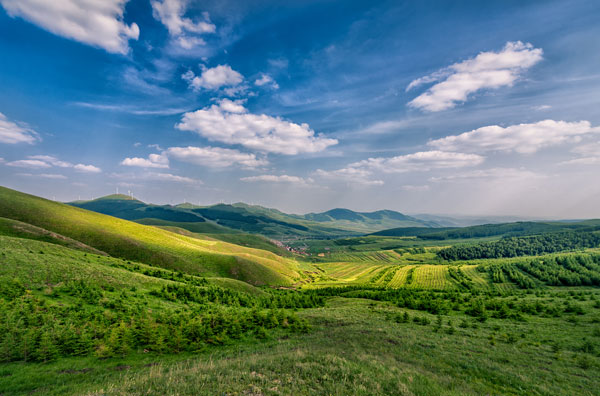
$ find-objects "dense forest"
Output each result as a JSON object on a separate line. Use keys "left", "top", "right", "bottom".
{"left": 437, "top": 231, "right": 600, "bottom": 260}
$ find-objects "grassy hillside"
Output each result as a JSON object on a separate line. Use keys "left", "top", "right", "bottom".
{"left": 3, "top": 288, "right": 599, "bottom": 395}
{"left": 0, "top": 186, "right": 303, "bottom": 286}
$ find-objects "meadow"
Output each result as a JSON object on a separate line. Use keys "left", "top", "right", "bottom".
{"left": 1, "top": 187, "right": 600, "bottom": 395}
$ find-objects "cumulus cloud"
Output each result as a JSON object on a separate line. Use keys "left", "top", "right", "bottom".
{"left": 151, "top": 0, "right": 215, "bottom": 49}
{"left": 5, "top": 155, "right": 101, "bottom": 173}
{"left": 167, "top": 146, "right": 267, "bottom": 169}
{"left": 0, "top": 0, "right": 139, "bottom": 54}
{"left": 183, "top": 65, "right": 243, "bottom": 91}
{"left": 121, "top": 154, "right": 169, "bottom": 168}
{"left": 0, "top": 113, "right": 39, "bottom": 144}
{"left": 241, "top": 174, "right": 313, "bottom": 184}
{"left": 428, "top": 120, "right": 600, "bottom": 154}
{"left": 176, "top": 99, "right": 338, "bottom": 155}
{"left": 254, "top": 74, "right": 279, "bottom": 89}
{"left": 407, "top": 41, "right": 543, "bottom": 111}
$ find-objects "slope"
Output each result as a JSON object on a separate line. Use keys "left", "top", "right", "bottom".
{"left": 0, "top": 186, "right": 302, "bottom": 286}
{"left": 302, "top": 208, "right": 438, "bottom": 232}
{"left": 71, "top": 197, "right": 355, "bottom": 238}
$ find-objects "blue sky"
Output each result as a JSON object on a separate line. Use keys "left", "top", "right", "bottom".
{"left": 1, "top": 0, "right": 599, "bottom": 217}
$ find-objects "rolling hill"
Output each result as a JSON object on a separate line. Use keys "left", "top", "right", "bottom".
{"left": 69, "top": 196, "right": 438, "bottom": 237}
{"left": 301, "top": 208, "right": 438, "bottom": 231}
{"left": 0, "top": 186, "right": 305, "bottom": 286}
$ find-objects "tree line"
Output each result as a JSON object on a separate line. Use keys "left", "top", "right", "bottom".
{"left": 437, "top": 231, "right": 600, "bottom": 261}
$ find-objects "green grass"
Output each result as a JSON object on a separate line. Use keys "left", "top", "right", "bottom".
{"left": 3, "top": 187, "right": 600, "bottom": 395}
{"left": 2, "top": 296, "right": 599, "bottom": 395}
{"left": 0, "top": 186, "right": 304, "bottom": 286}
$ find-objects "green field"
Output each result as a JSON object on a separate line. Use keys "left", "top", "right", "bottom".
{"left": 1, "top": 186, "right": 600, "bottom": 395}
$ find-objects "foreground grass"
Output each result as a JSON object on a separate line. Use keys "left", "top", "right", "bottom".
{"left": 2, "top": 297, "right": 598, "bottom": 395}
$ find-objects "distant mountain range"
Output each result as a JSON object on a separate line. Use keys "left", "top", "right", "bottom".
{"left": 68, "top": 195, "right": 438, "bottom": 237}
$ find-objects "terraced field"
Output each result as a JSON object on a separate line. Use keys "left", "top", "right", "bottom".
{"left": 325, "top": 250, "right": 403, "bottom": 263}
{"left": 307, "top": 262, "right": 462, "bottom": 290}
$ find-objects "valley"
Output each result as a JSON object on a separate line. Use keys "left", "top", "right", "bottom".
{"left": 0, "top": 186, "right": 599, "bottom": 395}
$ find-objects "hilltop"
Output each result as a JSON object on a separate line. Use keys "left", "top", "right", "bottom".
{"left": 69, "top": 195, "right": 438, "bottom": 237}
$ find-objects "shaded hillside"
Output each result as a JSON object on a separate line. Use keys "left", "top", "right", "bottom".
{"left": 301, "top": 208, "right": 438, "bottom": 232}
{"left": 71, "top": 197, "right": 354, "bottom": 238}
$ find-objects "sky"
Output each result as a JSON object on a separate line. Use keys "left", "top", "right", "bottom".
{"left": 0, "top": 0, "right": 599, "bottom": 218}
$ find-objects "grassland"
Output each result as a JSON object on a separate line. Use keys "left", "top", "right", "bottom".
{"left": 2, "top": 186, "right": 600, "bottom": 395}
{"left": 0, "top": 187, "right": 303, "bottom": 286}
{"left": 2, "top": 294, "right": 599, "bottom": 395}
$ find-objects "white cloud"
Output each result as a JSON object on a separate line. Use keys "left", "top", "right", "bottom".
{"left": 176, "top": 99, "right": 338, "bottom": 155}
{"left": 572, "top": 141, "right": 600, "bottom": 156}
{"left": 183, "top": 65, "right": 243, "bottom": 91}
{"left": 28, "top": 155, "right": 72, "bottom": 167}
{"left": 254, "top": 74, "right": 279, "bottom": 89}
{"left": 7, "top": 159, "right": 51, "bottom": 169}
{"left": 0, "top": 0, "right": 139, "bottom": 54}
{"left": 560, "top": 157, "right": 600, "bottom": 166}
{"left": 74, "top": 164, "right": 102, "bottom": 173}
{"left": 74, "top": 102, "right": 186, "bottom": 116}
{"left": 401, "top": 185, "right": 430, "bottom": 192}
{"left": 167, "top": 146, "right": 267, "bottom": 168}
{"left": 145, "top": 172, "right": 198, "bottom": 184}
{"left": 408, "top": 41, "right": 543, "bottom": 111}
{"left": 429, "top": 167, "right": 543, "bottom": 182}
{"left": 6, "top": 155, "right": 101, "bottom": 173}
{"left": 19, "top": 173, "right": 67, "bottom": 180}
{"left": 121, "top": 154, "right": 169, "bottom": 168}
{"left": 352, "top": 151, "right": 485, "bottom": 173}
{"left": 315, "top": 151, "right": 483, "bottom": 187}
{"left": 151, "top": 0, "right": 215, "bottom": 49}
{"left": 113, "top": 171, "right": 201, "bottom": 184}
{"left": 241, "top": 174, "right": 312, "bottom": 184}
{"left": 0, "top": 113, "right": 39, "bottom": 144}
{"left": 560, "top": 141, "right": 600, "bottom": 166}
{"left": 357, "top": 120, "right": 410, "bottom": 135}
{"left": 314, "top": 168, "right": 384, "bottom": 186}
{"left": 429, "top": 120, "right": 600, "bottom": 154}
{"left": 533, "top": 105, "right": 552, "bottom": 111}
